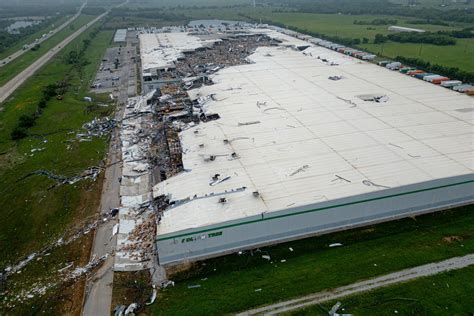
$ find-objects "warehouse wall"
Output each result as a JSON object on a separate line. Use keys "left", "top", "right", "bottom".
{"left": 156, "top": 175, "right": 473, "bottom": 266}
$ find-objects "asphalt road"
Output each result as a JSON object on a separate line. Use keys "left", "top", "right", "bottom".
{"left": 0, "top": 2, "right": 88, "bottom": 68}
{"left": 237, "top": 253, "right": 474, "bottom": 315}
{"left": 82, "top": 33, "right": 136, "bottom": 316}
{"left": 0, "top": 11, "right": 108, "bottom": 105}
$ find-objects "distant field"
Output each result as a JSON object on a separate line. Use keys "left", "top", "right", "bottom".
{"left": 0, "top": 14, "right": 97, "bottom": 86}
{"left": 390, "top": 0, "right": 474, "bottom": 8}
{"left": 0, "top": 15, "right": 69, "bottom": 60}
{"left": 290, "top": 265, "right": 474, "bottom": 316}
{"left": 151, "top": 206, "right": 474, "bottom": 315}
{"left": 127, "top": 0, "right": 250, "bottom": 7}
{"left": 360, "top": 38, "right": 474, "bottom": 72}
{"left": 159, "top": 7, "right": 474, "bottom": 72}
{"left": 242, "top": 11, "right": 474, "bottom": 72}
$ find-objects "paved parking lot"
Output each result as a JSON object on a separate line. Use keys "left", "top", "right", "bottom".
{"left": 90, "top": 38, "right": 137, "bottom": 97}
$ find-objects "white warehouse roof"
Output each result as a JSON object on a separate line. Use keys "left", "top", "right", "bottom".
{"left": 139, "top": 32, "right": 220, "bottom": 74}
{"left": 153, "top": 35, "right": 473, "bottom": 236}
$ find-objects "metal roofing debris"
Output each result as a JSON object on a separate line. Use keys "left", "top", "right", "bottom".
{"left": 114, "top": 29, "right": 127, "bottom": 42}
{"left": 78, "top": 117, "right": 117, "bottom": 140}
{"left": 152, "top": 38, "right": 472, "bottom": 236}
{"left": 17, "top": 167, "right": 101, "bottom": 188}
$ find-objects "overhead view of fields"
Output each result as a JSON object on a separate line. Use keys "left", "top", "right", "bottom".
{"left": 242, "top": 10, "right": 474, "bottom": 72}
{"left": 0, "top": 0, "right": 473, "bottom": 315}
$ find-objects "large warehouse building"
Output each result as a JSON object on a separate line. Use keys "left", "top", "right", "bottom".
{"left": 138, "top": 25, "right": 473, "bottom": 266}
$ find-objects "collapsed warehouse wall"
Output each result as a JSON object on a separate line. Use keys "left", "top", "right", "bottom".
{"left": 116, "top": 34, "right": 278, "bottom": 270}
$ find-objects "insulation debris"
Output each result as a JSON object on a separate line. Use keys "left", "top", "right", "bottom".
{"left": 17, "top": 167, "right": 101, "bottom": 187}
{"left": 78, "top": 117, "right": 117, "bottom": 140}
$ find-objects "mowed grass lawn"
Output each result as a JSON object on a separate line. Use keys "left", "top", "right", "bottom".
{"left": 243, "top": 11, "right": 474, "bottom": 72}
{"left": 0, "top": 14, "right": 97, "bottom": 86}
{"left": 152, "top": 206, "right": 474, "bottom": 315}
{"left": 0, "top": 27, "right": 114, "bottom": 268}
{"left": 291, "top": 266, "right": 474, "bottom": 315}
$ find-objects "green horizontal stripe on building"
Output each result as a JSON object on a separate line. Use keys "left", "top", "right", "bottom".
{"left": 157, "top": 179, "right": 474, "bottom": 241}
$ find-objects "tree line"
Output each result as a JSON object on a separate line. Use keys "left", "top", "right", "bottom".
{"left": 264, "top": 0, "right": 474, "bottom": 24}
{"left": 353, "top": 18, "right": 398, "bottom": 25}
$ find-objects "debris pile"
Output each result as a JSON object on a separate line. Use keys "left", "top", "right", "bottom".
{"left": 77, "top": 117, "right": 118, "bottom": 140}
{"left": 17, "top": 166, "right": 101, "bottom": 188}
{"left": 174, "top": 35, "right": 275, "bottom": 79}
{"left": 1, "top": 214, "right": 113, "bottom": 280}
{"left": 120, "top": 214, "right": 156, "bottom": 262}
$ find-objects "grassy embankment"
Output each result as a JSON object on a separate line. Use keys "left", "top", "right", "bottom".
{"left": 0, "top": 14, "right": 97, "bottom": 86}
{"left": 0, "top": 18, "right": 114, "bottom": 313}
{"left": 290, "top": 265, "right": 474, "bottom": 315}
{"left": 150, "top": 205, "right": 474, "bottom": 315}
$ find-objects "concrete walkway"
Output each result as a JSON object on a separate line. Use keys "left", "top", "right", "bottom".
{"left": 237, "top": 254, "right": 474, "bottom": 315}
{"left": 82, "top": 25, "right": 134, "bottom": 316}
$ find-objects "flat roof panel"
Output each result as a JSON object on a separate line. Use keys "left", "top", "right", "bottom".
{"left": 147, "top": 31, "right": 473, "bottom": 235}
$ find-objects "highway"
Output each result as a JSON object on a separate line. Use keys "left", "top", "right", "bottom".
{"left": 0, "top": 1, "right": 88, "bottom": 67}
{"left": 0, "top": 10, "right": 109, "bottom": 105}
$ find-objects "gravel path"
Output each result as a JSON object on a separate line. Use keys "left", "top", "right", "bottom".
{"left": 237, "top": 254, "right": 474, "bottom": 315}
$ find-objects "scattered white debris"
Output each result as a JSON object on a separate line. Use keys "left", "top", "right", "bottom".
{"left": 124, "top": 302, "right": 138, "bottom": 315}
{"left": 145, "top": 286, "right": 157, "bottom": 305}
{"left": 329, "top": 243, "right": 343, "bottom": 248}
{"left": 159, "top": 280, "right": 175, "bottom": 288}
{"left": 262, "top": 255, "right": 271, "bottom": 261}
{"left": 112, "top": 223, "right": 120, "bottom": 236}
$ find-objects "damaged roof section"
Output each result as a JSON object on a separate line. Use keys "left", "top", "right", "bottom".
{"left": 152, "top": 43, "right": 473, "bottom": 236}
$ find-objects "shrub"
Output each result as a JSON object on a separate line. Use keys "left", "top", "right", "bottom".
{"left": 18, "top": 114, "right": 36, "bottom": 128}
{"left": 11, "top": 127, "right": 27, "bottom": 140}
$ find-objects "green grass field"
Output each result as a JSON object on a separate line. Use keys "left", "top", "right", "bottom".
{"left": 0, "top": 22, "right": 113, "bottom": 267}
{"left": 0, "top": 14, "right": 97, "bottom": 86}
{"left": 359, "top": 39, "right": 474, "bottom": 72}
{"left": 241, "top": 11, "right": 474, "bottom": 72}
{"left": 150, "top": 206, "right": 474, "bottom": 315}
{"left": 290, "top": 266, "right": 474, "bottom": 315}
{"left": 0, "top": 26, "right": 114, "bottom": 314}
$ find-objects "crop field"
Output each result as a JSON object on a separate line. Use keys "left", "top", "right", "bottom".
{"left": 0, "top": 14, "right": 97, "bottom": 86}
{"left": 0, "top": 22, "right": 114, "bottom": 313}
{"left": 151, "top": 205, "right": 474, "bottom": 315}
{"left": 291, "top": 265, "right": 474, "bottom": 315}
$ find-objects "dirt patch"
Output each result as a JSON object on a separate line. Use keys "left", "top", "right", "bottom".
{"left": 0, "top": 147, "right": 25, "bottom": 171}
{"left": 442, "top": 235, "right": 463, "bottom": 244}
{"left": 112, "top": 271, "right": 152, "bottom": 314}
{"left": 165, "top": 260, "right": 199, "bottom": 279}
